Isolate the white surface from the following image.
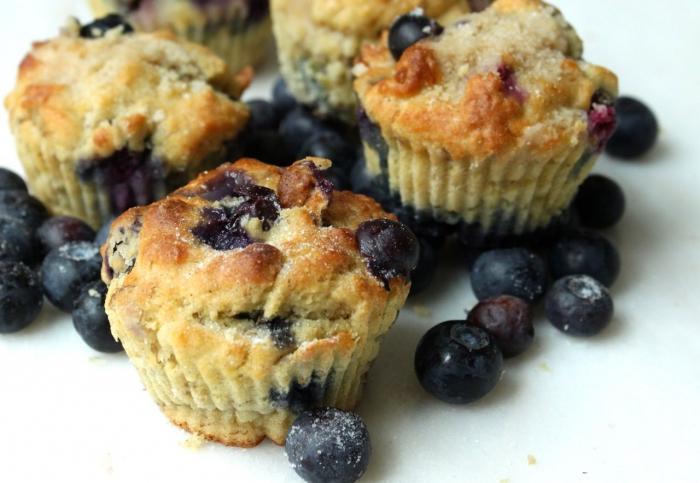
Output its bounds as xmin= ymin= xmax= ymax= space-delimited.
xmin=1 ymin=1 xmax=699 ymax=482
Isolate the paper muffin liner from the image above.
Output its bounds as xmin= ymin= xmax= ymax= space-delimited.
xmin=109 ymin=310 xmax=394 ymax=446
xmin=362 ymin=131 xmax=596 ymax=237
xmin=89 ymin=0 xmax=271 ymax=72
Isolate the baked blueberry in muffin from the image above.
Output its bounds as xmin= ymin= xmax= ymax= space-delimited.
xmin=270 ymin=0 xmax=471 ymax=123
xmin=5 ymin=19 xmax=251 ymax=227
xmin=354 ymin=0 xmax=618 ymax=246
xmin=89 ymin=0 xmax=271 ymax=72
xmin=102 ymin=157 xmax=417 ymax=446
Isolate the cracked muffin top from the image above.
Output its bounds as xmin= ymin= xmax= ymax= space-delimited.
xmin=102 ymin=158 xmax=417 ymax=355
xmin=5 ymin=19 xmax=251 ymax=172
xmin=309 ymin=0 xmax=470 ymax=36
xmin=354 ymin=0 xmax=618 ymax=160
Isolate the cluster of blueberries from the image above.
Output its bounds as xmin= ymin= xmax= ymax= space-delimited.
xmin=0 ymin=174 xmax=120 ymax=352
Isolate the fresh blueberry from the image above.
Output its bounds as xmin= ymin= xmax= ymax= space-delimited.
xmin=279 ymin=107 xmax=328 ymax=158
xmin=37 ymin=216 xmax=96 ymax=253
xmin=548 ymin=231 xmax=620 ymax=287
xmin=322 ymin=168 xmax=350 ymax=191
xmin=388 ymin=13 xmax=444 ymax=60
xmin=80 ymin=14 xmax=134 ymax=39
xmin=0 ymin=190 xmax=48 ymax=231
xmin=467 ymin=295 xmax=534 ymax=358
xmin=95 ymin=216 xmax=116 ymax=247
xmin=545 ymin=275 xmax=614 ymax=337
xmin=41 ymin=242 xmax=102 ymax=312
xmin=350 ymin=160 xmax=389 ymax=204
xmin=285 ymin=407 xmax=371 ymax=483
xmin=0 ymin=261 xmax=43 ymax=334
xmin=470 ymin=248 xmax=547 ymax=303
xmin=573 ymin=175 xmax=626 ymax=229
xmin=415 ymin=321 xmax=503 ymax=404
xmin=72 ymin=281 xmax=123 ymax=353
xmin=0 ymin=217 xmax=38 ymax=264
xmin=298 ymin=132 xmax=355 ymax=173
xmin=393 ymin=206 xmax=453 ymax=249
xmin=246 ymin=99 xmax=280 ymax=131
xmin=356 ymin=219 xmax=419 ymax=286
xmin=241 ymin=130 xmax=291 ymax=166
xmin=605 ymin=96 xmax=659 ymax=159
xmin=410 ymin=237 xmax=437 ymax=295
xmin=272 ymin=77 xmax=298 ymax=116
xmin=0 ymin=168 xmax=27 ymax=192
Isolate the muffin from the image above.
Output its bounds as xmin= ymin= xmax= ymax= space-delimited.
xmin=101 ymin=157 xmax=418 ymax=446
xmin=5 ymin=18 xmax=251 ymax=228
xmin=354 ymin=0 xmax=618 ymax=245
xmin=270 ymin=0 xmax=471 ymax=123
xmin=89 ymin=0 xmax=271 ymax=72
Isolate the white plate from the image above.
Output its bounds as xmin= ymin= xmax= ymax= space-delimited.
xmin=1 ymin=1 xmax=699 ymax=482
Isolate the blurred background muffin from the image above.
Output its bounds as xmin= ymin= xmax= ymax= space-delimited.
xmin=89 ymin=0 xmax=271 ymax=72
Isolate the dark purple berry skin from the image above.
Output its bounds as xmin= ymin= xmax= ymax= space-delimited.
xmin=272 ymin=77 xmax=298 ymax=116
xmin=0 ymin=217 xmax=38 ymax=264
xmin=573 ymin=175 xmax=626 ymax=229
xmin=470 ymin=248 xmax=547 ymax=303
xmin=0 ymin=261 xmax=43 ymax=334
xmin=548 ymin=231 xmax=620 ymax=287
xmin=356 ymin=219 xmax=419 ymax=287
xmin=410 ymin=237 xmax=437 ymax=295
xmin=388 ymin=13 xmax=444 ymax=60
xmin=0 ymin=168 xmax=27 ymax=192
xmin=80 ymin=14 xmax=134 ymax=38
xmin=605 ymin=96 xmax=659 ymax=159
xmin=95 ymin=216 xmax=116 ymax=247
xmin=467 ymin=295 xmax=534 ymax=358
xmin=279 ymin=107 xmax=328 ymax=157
xmin=298 ymin=132 xmax=355 ymax=173
xmin=588 ymin=91 xmax=618 ymax=152
xmin=40 ymin=242 xmax=102 ymax=312
xmin=545 ymin=275 xmax=614 ymax=337
xmin=37 ymin=216 xmax=96 ymax=253
xmin=241 ymin=130 xmax=291 ymax=166
xmin=285 ymin=407 xmax=371 ymax=483
xmin=246 ymin=99 xmax=280 ymax=131
xmin=415 ymin=322 xmax=503 ymax=404
xmin=0 ymin=190 xmax=48 ymax=231
xmin=72 ymin=281 xmax=123 ymax=353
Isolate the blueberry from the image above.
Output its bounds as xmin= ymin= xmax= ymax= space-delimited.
xmin=80 ymin=14 xmax=134 ymax=39
xmin=548 ymin=231 xmax=620 ymax=287
xmin=467 ymin=295 xmax=534 ymax=358
xmin=0 ymin=262 xmax=43 ymax=334
xmin=410 ymin=237 xmax=437 ymax=295
xmin=72 ymin=281 xmax=123 ymax=353
xmin=95 ymin=216 xmax=116 ymax=247
xmin=470 ymin=248 xmax=547 ymax=303
xmin=241 ymin=130 xmax=291 ymax=166
xmin=279 ymin=107 xmax=328 ymax=158
xmin=323 ymin=168 xmax=350 ymax=191
xmin=0 ymin=190 xmax=48 ymax=231
xmin=0 ymin=168 xmax=27 ymax=192
xmin=0 ymin=217 xmax=38 ymax=264
xmin=588 ymin=90 xmax=618 ymax=152
xmin=37 ymin=216 xmax=96 ymax=253
xmin=356 ymin=219 xmax=419 ymax=286
xmin=298 ymin=132 xmax=355 ymax=173
xmin=349 ymin=160 xmax=388 ymax=204
xmin=545 ymin=275 xmax=614 ymax=337
xmin=41 ymin=242 xmax=102 ymax=312
xmin=469 ymin=0 xmax=493 ymax=12
xmin=388 ymin=13 xmax=444 ymax=60
xmin=605 ymin=96 xmax=659 ymax=159
xmin=270 ymin=377 xmax=327 ymax=414
xmin=415 ymin=321 xmax=503 ymax=404
xmin=573 ymin=175 xmax=626 ymax=229
xmin=272 ymin=77 xmax=298 ymax=116
xmin=245 ymin=99 xmax=280 ymax=131
xmin=285 ymin=408 xmax=371 ymax=483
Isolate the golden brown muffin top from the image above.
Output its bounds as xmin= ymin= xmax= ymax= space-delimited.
xmin=5 ymin=20 xmax=250 ymax=171
xmin=310 ymin=0 xmax=470 ymax=35
xmin=354 ymin=0 xmax=618 ymax=160
xmin=102 ymin=159 xmax=415 ymax=336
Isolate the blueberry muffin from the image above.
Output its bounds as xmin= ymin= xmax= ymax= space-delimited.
xmin=270 ymin=0 xmax=471 ymax=123
xmin=89 ymin=0 xmax=271 ymax=72
xmin=354 ymin=0 xmax=618 ymax=245
xmin=101 ymin=158 xmax=418 ymax=446
xmin=5 ymin=18 xmax=251 ymax=228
